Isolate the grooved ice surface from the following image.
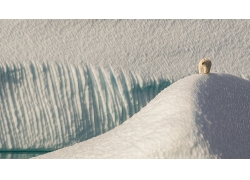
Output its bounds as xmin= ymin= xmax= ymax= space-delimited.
xmin=0 ymin=62 xmax=170 ymax=151
xmin=35 ymin=73 xmax=250 ymax=159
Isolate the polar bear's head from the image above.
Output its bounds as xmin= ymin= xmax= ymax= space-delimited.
xmin=198 ymin=58 xmax=212 ymax=74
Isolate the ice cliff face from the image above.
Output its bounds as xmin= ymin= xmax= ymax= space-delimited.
xmin=0 ymin=62 xmax=171 ymax=150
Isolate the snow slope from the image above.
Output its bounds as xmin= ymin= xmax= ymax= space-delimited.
xmin=35 ymin=73 xmax=250 ymax=159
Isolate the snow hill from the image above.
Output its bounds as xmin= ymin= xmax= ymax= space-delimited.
xmin=35 ymin=73 xmax=250 ymax=159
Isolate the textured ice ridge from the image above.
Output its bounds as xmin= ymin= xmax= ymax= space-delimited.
xmin=0 ymin=62 xmax=171 ymax=151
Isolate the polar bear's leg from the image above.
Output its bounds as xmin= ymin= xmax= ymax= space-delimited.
xmin=203 ymin=66 xmax=208 ymax=74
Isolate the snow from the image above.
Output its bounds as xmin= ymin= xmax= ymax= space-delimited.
xmin=35 ymin=73 xmax=250 ymax=159
xmin=1 ymin=20 xmax=250 ymax=81
xmin=1 ymin=19 xmax=250 ymax=158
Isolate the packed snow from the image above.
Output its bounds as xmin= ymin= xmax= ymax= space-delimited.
xmin=1 ymin=20 xmax=250 ymax=81
xmin=35 ymin=73 xmax=250 ymax=159
xmin=1 ymin=20 xmax=250 ymax=158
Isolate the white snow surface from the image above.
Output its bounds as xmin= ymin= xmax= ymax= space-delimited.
xmin=1 ymin=20 xmax=250 ymax=158
xmin=1 ymin=20 xmax=250 ymax=81
xmin=35 ymin=73 xmax=250 ymax=159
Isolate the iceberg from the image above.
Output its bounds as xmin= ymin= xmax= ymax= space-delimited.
xmin=35 ymin=73 xmax=250 ymax=159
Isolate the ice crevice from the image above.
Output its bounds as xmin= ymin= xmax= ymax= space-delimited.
xmin=0 ymin=62 xmax=172 ymax=151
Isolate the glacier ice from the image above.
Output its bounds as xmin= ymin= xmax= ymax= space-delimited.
xmin=0 ymin=62 xmax=171 ymax=151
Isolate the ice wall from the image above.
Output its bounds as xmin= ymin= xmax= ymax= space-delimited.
xmin=0 ymin=62 xmax=171 ymax=151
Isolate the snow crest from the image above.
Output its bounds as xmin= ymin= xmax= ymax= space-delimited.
xmin=0 ymin=62 xmax=171 ymax=151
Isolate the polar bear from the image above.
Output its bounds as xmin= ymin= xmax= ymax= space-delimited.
xmin=198 ymin=58 xmax=212 ymax=74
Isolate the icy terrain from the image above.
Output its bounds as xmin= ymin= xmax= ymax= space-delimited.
xmin=0 ymin=62 xmax=170 ymax=151
xmin=35 ymin=73 xmax=250 ymax=159
xmin=1 ymin=20 xmax=250 ymax=158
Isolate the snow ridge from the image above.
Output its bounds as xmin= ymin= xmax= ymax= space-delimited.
xmin=35 ymin=73 xmax=250 ymax=159
xmin=0 ymin=62 xmax=171 ymax=151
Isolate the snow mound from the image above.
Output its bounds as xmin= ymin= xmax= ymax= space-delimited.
xmin=35 ymin=73 xmax=250 ymax=159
